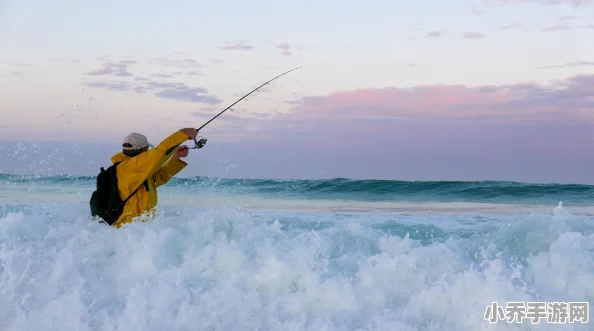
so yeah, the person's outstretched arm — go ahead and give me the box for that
[116,128,197,197]
[153,145,189,188]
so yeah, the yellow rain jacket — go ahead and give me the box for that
[110,130,189,228]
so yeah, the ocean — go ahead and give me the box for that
[0,174,593,330]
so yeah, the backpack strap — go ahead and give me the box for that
[113,161,144,204]
[123,184,142,203]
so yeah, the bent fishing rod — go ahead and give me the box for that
[190,66,302,149]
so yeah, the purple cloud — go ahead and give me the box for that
[498,23,524,29]
[426,31,442,38]
[85,59,137,77]
[538,61,594,69]
[86,81,130,91]
[183,71,204,76]
[142,82,222,104]
[462,32,487,39]
[49,58,81,64]
[151,73,174,79]
[82,56,218,104]
[155,87,221,104]
[220,41,254,51]
[85,79,222,105]
[147,56,203,69]
[558,15,578,20]
[541,25,574,31]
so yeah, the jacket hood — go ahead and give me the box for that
[111,152,131,164]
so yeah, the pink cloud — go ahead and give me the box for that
[274,43,292,56]
[263,74,594,131]
[185,74,594,156]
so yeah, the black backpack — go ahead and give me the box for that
[89,162,141,225]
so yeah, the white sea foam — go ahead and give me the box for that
[0,201,592,330]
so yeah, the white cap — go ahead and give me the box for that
[122,132,154,150]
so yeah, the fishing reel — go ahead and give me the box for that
[191,136,207,149]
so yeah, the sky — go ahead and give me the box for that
[1,0,594,184]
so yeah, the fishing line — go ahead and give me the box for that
[190,66,302,149]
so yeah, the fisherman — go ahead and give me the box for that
[90,128,199,228]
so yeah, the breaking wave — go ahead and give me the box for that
[1,199,593,330]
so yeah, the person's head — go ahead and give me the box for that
[122,132,154,157]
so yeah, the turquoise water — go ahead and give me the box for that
[1,175,593,330]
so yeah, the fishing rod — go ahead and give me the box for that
[190,66,302,149]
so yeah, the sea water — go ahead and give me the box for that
[0,175,593,330]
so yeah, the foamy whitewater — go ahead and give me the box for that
[1,175,593,330]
